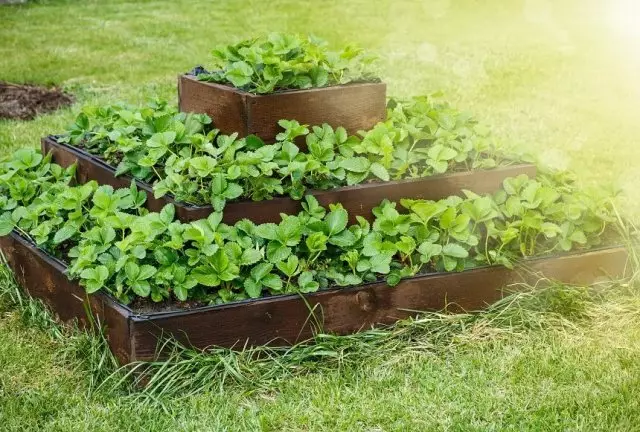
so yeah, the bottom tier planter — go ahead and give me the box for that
[0,231,629,365]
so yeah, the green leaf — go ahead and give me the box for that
[570,230,587,244]
[190,156,217,177]
[266,242,291,263]
[251,263,273,281]
[255,223,278,240]
[160,204,175,225]
[125,262,140,281]
[53,224,77,245]
[325,207,348,235]
[154,248,178,266]
[306,232,328,253]
[207,212,223,231]
[442,243,469,258]
[92,185,115,210]
[245,134,265,150]
[340,157,370,173]
[396,236,416,255]
[192,267,221,287]
[328,229,357,248]
[148,131,176,148]
[277,216,302,245]
[298,271,319,293]
[0,213,15,236]
[174,285,189,301]
[443,255,458,272]
[262,274,283,290]
[369,254,392,274]
[224,183,243,200]
[211,249,229,272]
[240,248,262,266]
[386,272,402,287]
[418,242,442,263]
[244,278,262,298]
[225,61,254,87]
[276,255,299,277]
[131,280,151,297]
[369,162,390,181]
[294,74,312,89]
[84,280,104,294]
[138,265,157,280]
[80,266,109,294]
[427,144,457,161]
[309,66,329,87]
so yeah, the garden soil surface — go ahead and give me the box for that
[0,82,73,120]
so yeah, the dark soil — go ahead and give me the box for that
[0,82,73,120]
[129,297,208,314]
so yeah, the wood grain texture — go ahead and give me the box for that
[128,247,628,361]
[43,136,536,224]
[41,136,210,220]
[0,233,99,322]
[0,233,134,364]
[178,75,387,142]
[0,230,628,363]
[178,75,248,136]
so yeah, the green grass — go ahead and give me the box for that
[2,0,640,430]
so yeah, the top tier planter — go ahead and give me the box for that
[178,74,387,143]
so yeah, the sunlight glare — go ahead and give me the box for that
[609,0,640,41]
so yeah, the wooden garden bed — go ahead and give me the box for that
[0,231,628,365]
[42,135,537,224]
[178,75,386,142]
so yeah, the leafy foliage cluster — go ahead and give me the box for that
[0,149,77,239]
[60,96,521,211]
[0,149,617,306]
[193,33,379,94]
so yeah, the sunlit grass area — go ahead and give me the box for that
[1,0,640,430]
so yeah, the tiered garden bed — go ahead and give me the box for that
[0,34,630,366]
[178,76,386,142]
[42,135,536,224]
[0,231,627,364]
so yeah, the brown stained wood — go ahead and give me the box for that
[41,136,210,220]
[0,233,100,322]
[178,75,249,136]
[128,246,628,361]
[178,75,387,142]
[0,229,629,364]
[42,136,537,224]
[0,233,133,364]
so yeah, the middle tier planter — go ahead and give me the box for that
[178,74,387,143]
[42,136,537,224]
[0,231,628,365]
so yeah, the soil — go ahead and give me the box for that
[129,297,208,314]
[0,82,73,120]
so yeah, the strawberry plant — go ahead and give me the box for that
[192,33,379,94]
[0,149,621,307]
[59,95,523,212]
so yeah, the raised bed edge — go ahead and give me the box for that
[0,230,629,363]
[177,74,387,140]
[41,135,537,224]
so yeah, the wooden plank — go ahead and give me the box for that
[128,246,628,361]
[1,230,628,364]
[41,136,210,220]
[0,233,133,364]
[178,75,387,142]
[178,74,249,136]
[42,136,537,224]
[0,233,100,322]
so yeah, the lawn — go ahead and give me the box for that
[1,0,640,430]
